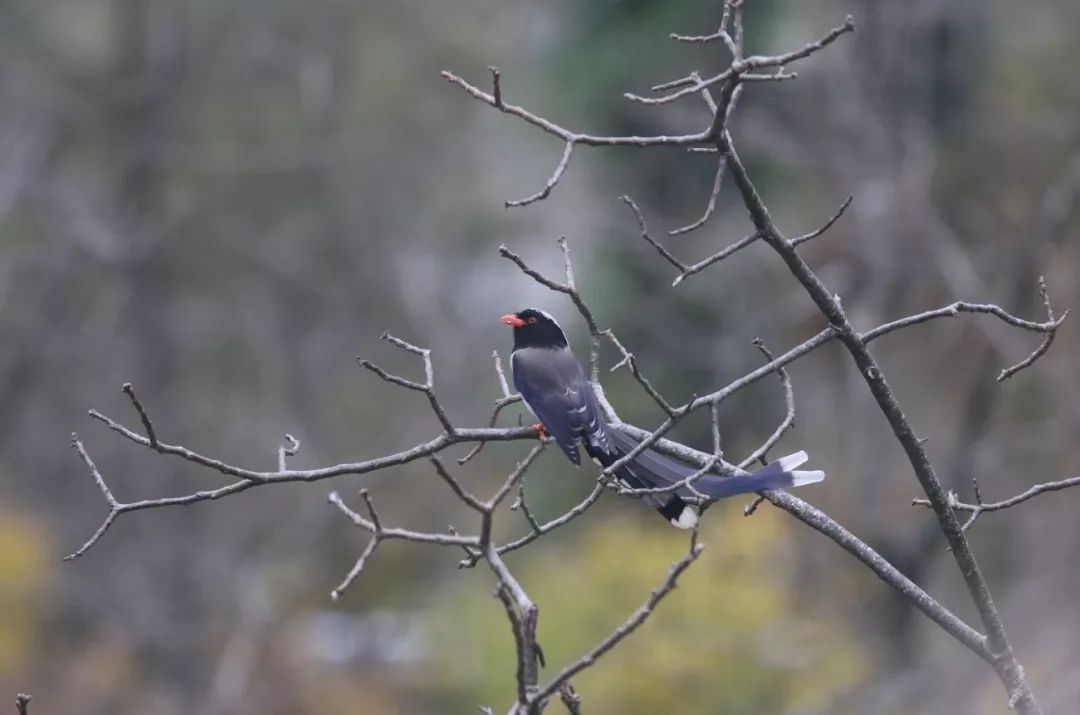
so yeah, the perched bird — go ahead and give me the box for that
[501,308,824,528]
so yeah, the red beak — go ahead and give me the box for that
[500,313,526,327]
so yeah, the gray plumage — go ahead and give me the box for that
[503,308,825,528]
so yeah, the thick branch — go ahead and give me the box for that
[609,424,992,661]
[717,129,1042,713]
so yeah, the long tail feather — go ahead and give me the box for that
[595,427,825,528]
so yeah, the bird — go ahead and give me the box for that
[500,308,825,528]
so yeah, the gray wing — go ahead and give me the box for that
[511,346,613,464]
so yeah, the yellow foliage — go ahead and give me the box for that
[0,504,51,677]
[430,502,868,714]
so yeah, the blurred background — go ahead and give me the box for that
[1,0,1078,713]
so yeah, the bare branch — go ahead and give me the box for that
[913,474,1080,532]
[488,65,502,108]
[619,195,687,272]
[738,339,795,468]
[66,434,122,561]
[484,513,542,708]
[558,683,582,715]
[431,456,488,512]
[653,71,797,93]
[997,277,1065,381]
[861,295,1065,343]
[705,78,741,140]
[89,405,536,481]
[790,195,853,247]
[531,532,705,705]
[506,141,574,208]
[716,122,1041,711]
[620,192,762,287]
[330,531,379,601]
[329,490,477,547]
[602,330,676,416]
[469,482,607,567]
[710,402,723,458]
[489,444,546,510]
[668,154,727,236]
[599,427,993,662]
[359,332,456,434]
[671,230,760,287]
[510,478,543,534]
[670,3,736,46]
[458,351,522,466]
[277,433,300,472]
[492,349,513,397]
[499,238,602,381]
[70,408,538,559]
[442,69,712,147]
[626,16,855,106]
[121,382,158,450]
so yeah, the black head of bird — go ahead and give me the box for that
[500,308,569,350]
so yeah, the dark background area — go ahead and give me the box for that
[1,1,1078,713]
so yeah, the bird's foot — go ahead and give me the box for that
[531,422,549,438]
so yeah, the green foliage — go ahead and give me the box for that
[429,502,867,713]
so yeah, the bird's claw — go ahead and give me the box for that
[531,422,549,438]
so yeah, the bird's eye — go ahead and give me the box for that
[528,317,537,323]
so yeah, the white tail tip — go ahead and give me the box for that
[791,469,825,487]
[776,450,809,471]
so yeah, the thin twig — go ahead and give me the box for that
[913,474,1080,532]
[431,456,488,512]
[359,332,456,434]
[620,196,686,272]
[499,239,602,381]
[506,141,574,208]
[997,278,1065,381]
[121,382,158,450]
[442,70,713,147]
[672,230,760,286]
[628,16,855,106]
[277,433,300,472]
[790,195,853,246]
[668,153,727,236]
[530,532,705,705]
[738,339,795,468]
[489,65,502,108]
[488,444,547,510]
[458,351,522,465]
[602,330,676,416]
[465,482,606,567]
[329,489,477,547]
